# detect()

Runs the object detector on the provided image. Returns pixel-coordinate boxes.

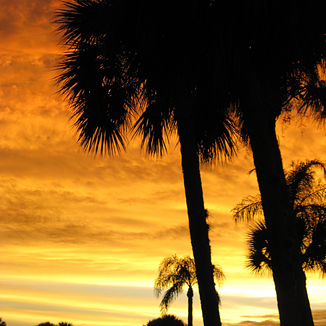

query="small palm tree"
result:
[232,159,326,275]
[154,255,225,326]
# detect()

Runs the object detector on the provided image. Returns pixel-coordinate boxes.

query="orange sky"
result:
[1,1,326,326]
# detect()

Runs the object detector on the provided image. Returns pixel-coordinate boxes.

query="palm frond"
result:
[212,265,226,287]
[232,194,263,222]
[246,221,272,274]
[297,185,326,206]
[132,95,176,157]
[194,93,239,163]
[55,0,142,155]
[286,159,326,203]
[302,217,326,275]
[159,280,186,313]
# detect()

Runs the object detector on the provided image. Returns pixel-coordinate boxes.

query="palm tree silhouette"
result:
[233,159,326,276]
[154,255,225,326]
[216,3,326,325]
[55,2,326,324]
[55,2,236,326]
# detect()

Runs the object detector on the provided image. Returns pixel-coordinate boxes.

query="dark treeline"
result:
[36,322,73,326]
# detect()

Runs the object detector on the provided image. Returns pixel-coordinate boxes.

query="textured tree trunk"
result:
[187,287,194,326]
[241,72,314,326]
[177,115,222,326]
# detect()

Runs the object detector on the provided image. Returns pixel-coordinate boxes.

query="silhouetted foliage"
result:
[233,159,326,275]
[36,322,73,326]
[219,1,326,324]
[154,255,224,326]
[55,2,237,326]
[144,314,186,326]
[0,318,6,326]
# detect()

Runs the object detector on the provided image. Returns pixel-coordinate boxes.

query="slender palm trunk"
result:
[187,286,194,326]
[177,113,221,326]
[241,72,314,326]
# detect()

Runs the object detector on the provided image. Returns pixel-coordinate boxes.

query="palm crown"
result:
[55,0,237,159]
[232,159,326,275]
[154,255,225,326]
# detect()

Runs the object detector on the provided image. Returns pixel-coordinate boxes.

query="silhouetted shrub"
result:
[145,314,187,326]
[0,317,6,326]
[36,322,73,326]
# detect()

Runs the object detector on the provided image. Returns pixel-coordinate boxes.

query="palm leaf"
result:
[286,159,326,203]
[246,221,272,274]
[55,1,142,155]
[159,280,186,313]
[232,194,263,222]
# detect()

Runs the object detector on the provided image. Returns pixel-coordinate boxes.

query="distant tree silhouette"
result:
[0,318,6,326]
[144,314,186,326]
[36,322,73,326]
[154,255,225,326]
[233,159,326,274]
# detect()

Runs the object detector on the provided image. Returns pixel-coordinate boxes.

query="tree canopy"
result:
[144,314,186,326]
[233,159,326,276]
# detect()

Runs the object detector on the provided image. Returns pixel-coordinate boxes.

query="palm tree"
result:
[214,3,326,325]
[233,159,326,283]
[55,2,236,326]
[154,255,225,326]
[55,2,326,325]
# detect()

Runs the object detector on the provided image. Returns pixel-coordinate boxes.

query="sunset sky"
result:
[1,1,326,326]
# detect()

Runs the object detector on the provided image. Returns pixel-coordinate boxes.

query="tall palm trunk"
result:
[177,112,222,326]
[187,287,194,326]
[241,72,314,326]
